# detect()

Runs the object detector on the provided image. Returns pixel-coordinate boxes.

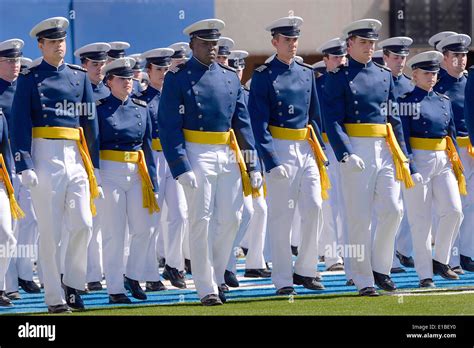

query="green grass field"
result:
[38,292,474,316]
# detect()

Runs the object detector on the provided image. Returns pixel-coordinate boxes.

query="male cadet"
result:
[158,18,262,306]
[315,38,347,273]
[10,17,102,313]
[249,14,330,296]
[216,37,234,65]
[74,42,112,291]
[168,42,191,69]
[137,47,188,291]
[429,32,457,79]
[323,19,414,296]
[377,36,415,273]
[225,50,271,282]
[435,34,474,273]
[0,39,40,300]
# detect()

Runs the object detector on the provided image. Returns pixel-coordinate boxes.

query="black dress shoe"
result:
[345,279,354,286]
[396,251,415,268]
[460,255,474,272]
[433,260,459,280]
[109,293,132,304]
[419,278,436,288]
[390,267,406,274]
[162,265,187,289]
[451,266,464,275]
[184,259,192,275]
[76,288,89,295]
[293,273,325,290]
[47,304,71,314]
[62,285,85,310]
[18,278,41,293]
[241,247,249,256]
[6,291,21,300]
[224,270,239,288]
[359,287,379,296]
[291,245,299,256]
[326,263,344,272]
[218,287,227,303]
[244,268,271,278]
[0,291,13,307]
[87,281,103,291]
[276,287,297,296]
[200,294,223,306]
[373,271,397,291]
[219,283,229,293]
[124,276,147,300]
[145,281,167,292]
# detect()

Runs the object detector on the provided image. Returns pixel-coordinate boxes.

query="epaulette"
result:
[95,98,107,106]
[67,63,87,72]
[218,62,237,73]
[373,61,391,72]
[254,64,269,73]
[295,60,314,70]
[435,91,450,99]
[169,63,185,74]
[132,98,147,107]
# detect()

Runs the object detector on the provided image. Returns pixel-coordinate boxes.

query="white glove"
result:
[178,171,198,189]
[269,165,289,180]
[21,169,38,188]
[97,186,105,199]
[344,154,365,172]
[411,173,424,185]
[249,171,263,189]
[154,192,159,201]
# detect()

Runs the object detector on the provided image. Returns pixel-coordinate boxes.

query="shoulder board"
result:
[435,91,450,99]
[132,98,147,107]
[373,61,391,71]
[67,64,87,72]
[95,98,107,106]
[329,64,346,74]
[254,64,269,73]
[169,63,185,74]
[295,60,313,69]
[218,62,237,73]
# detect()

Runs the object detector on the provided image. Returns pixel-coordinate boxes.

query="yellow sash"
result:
[183,129,257,197]
[100,150,160,214]
[152,138,162,151]
[0,154,24,220]
[32,127,100,215]
[410,136,467,195]
[457,136,474,157]
[322,132,329,143]
[268,125,331,200]
[344,123,414,189]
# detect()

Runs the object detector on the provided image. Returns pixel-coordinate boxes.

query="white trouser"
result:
[319,142,345,268]
[340,137,403,290]
[267,139,323,290]
[451,147,474,265]
[30,139,92,306]
[6,173,37,292]
[290,204,301,248]
[87,215,103,283]
[0,183,16,290]
[392,199,413,268]
[182,142,243,299]
[403,149,463,280]
[145,151,187,279]
[98,159,156,295]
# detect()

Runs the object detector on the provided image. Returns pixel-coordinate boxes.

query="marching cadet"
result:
[226,50,271,281]
[249,14,329,296]
[129,53,146,93]
[75,42,112,291]
[0,39,40,300]
[96,57,159,304]
[428,32,457,79]
[168,42,191,69]
[323,19,414,296]
[106,41,141,95]
[216,37,234,65]
[136,47,188,291]
[377,36,415,273]
[158,18,262,306]
[10,17,102,313]
[435,34,474,273]
[315,37,346,273]
[401,51,464,287]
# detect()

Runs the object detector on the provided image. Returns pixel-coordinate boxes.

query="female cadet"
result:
[400,51,464,288]
[96,57,159,304]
